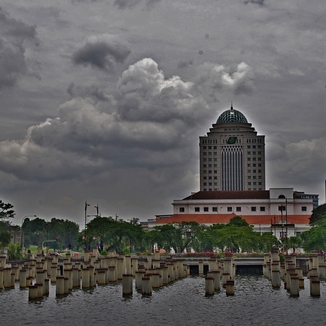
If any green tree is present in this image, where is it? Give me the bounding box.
[257,233,280,253]
[0,220,12,251]
[85,216,143,254]
[7,243,23,260]
[310,203,326,224]
[47,218,80,250]
[301,219,326,252]
[153,222,205,253]
[0,200,15,219]
[286,236,302,253]
[210,217,260,253]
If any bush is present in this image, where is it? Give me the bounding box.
[8,243,23,261]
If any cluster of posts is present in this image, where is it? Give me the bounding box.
[0,251,195,300]
[204,257,235,296]
[263,249,323,297]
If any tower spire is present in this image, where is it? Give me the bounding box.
[230,102,233,110]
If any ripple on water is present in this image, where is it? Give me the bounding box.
[1,275,326,326]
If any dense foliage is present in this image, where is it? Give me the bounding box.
[3,198,326,255]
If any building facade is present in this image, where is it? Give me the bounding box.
[199,105,265,191]
[156,188,312,240]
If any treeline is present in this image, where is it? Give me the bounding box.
[2,202,326,255]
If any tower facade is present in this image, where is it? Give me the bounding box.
[199,106,265,191]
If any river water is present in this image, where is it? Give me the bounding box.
[1,275,326,326]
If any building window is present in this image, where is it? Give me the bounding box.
[212,207,218,212]
[302,206,307,212]
[195,207,200,212]
[251,207,256,212]
[278,206,286,211]
[260,207,265,212]
[204,207,209,212]
[248,182,251,185]
[227,207,232,212]
[236,207,241,212]
[179,207,185,212]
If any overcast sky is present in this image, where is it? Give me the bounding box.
[0,0,325,227]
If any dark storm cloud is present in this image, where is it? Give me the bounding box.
[113,0,161,9]
[0,58,220,181]
[72,35,130,71]
[67,83,111,102]
[0,7,37,89]
[243,0,265,5]
[177,59,194,69]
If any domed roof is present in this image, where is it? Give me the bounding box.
[216,105,248,124]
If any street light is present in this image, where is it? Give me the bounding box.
[21,214,37,251]
[85,201,90,252]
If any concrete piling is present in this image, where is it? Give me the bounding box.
[122,274,133,296]
[205,277,215,296]
[225,280,235,296]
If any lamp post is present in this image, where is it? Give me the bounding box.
[21,214,37,251]
[85,201,90,252]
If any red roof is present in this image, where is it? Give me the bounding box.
[183,190,270,200]
[156,214,311,225]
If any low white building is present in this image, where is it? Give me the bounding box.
[156,188,314,240]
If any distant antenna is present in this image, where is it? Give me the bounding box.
[230,102,233,110]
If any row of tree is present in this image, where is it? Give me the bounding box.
[1,199,326,254]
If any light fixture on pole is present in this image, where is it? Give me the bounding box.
[85,201,90,252]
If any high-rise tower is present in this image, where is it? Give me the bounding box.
[199,105,265,191]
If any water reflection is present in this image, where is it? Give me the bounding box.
[1,275,326,325]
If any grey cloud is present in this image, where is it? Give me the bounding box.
[0,58,211,182]
[67,82,112,102]
[193,62,254,102]
[0,7,38,89]
[113,0,161,9]
[177,59,194,69]
[72,35,130,71]
[243,0,265,5]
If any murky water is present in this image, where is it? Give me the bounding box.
[1,275,326,326]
